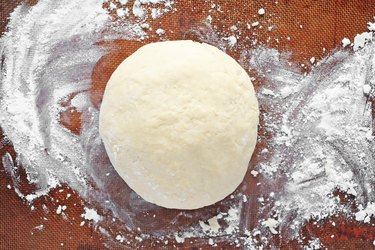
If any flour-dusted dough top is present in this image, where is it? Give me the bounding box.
[99,40,259,209]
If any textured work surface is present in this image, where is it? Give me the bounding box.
[1,0,375,249]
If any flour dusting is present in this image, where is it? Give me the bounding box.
[0,0,110,202]
[1,0,375,248]
[247,26,375,240]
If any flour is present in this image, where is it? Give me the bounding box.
[199,216,220,234]
[130,0,174,20]
[1,0,375,248]
[304,238,323,250]
[0,0,170,242]
[116,8,128,18]
[56,205,63,215]
[261,218,279,234]
[252,21,260,27]
[248,22,375,240]
[174,233,185,243]
[71,92,90,112]
[369,19,375,31]
[250,170,259,177]
[82,207,102,222]
[0,0,110,204]
[363,84,372,95]
[226,35,237,47]
[34,224,44,230]
[155,28,165,36]
[115,234,126,243]
[132,0,145,18]
[355,202,375,223]
[342,37,351,47]
[258,8,265,16]
[353,32,373,51]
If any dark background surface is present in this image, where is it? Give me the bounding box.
[1,0,375,249]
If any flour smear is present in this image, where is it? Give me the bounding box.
[248,28,375,239]
[1,0,375,248]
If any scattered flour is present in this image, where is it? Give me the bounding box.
[70,92,90,112]
[115,234,126,243]
[174,233,185,243]
[248,21,375,240]
[119,0,128,5]
[369,19,375,31]
[116,8,128,18]
[262,218,279,234]
[250,170,259,177]
[0,0,110,204]
[226,35,237,47]
[252,21,260,27]
[355,203,375,223]
[1,0,375,248]
[199,216,220,234]
[155,28,165,36]
[353,32,373,51]
[129,0,174,20]
[363,84,372,95]
[81,207,102,222]
[341,37,351,47]
[303,238,323,250]
[33,224,44,230]
[56,205,63,215]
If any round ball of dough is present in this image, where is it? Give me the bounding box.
[99,40,259,209]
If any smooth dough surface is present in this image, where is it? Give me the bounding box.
[99,40,259,209]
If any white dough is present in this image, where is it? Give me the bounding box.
[99,40,259,209]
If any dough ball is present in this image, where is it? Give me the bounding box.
[99,40,259,209]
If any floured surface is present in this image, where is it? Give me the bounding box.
[1,0,375,249]
[248,40,375,239]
